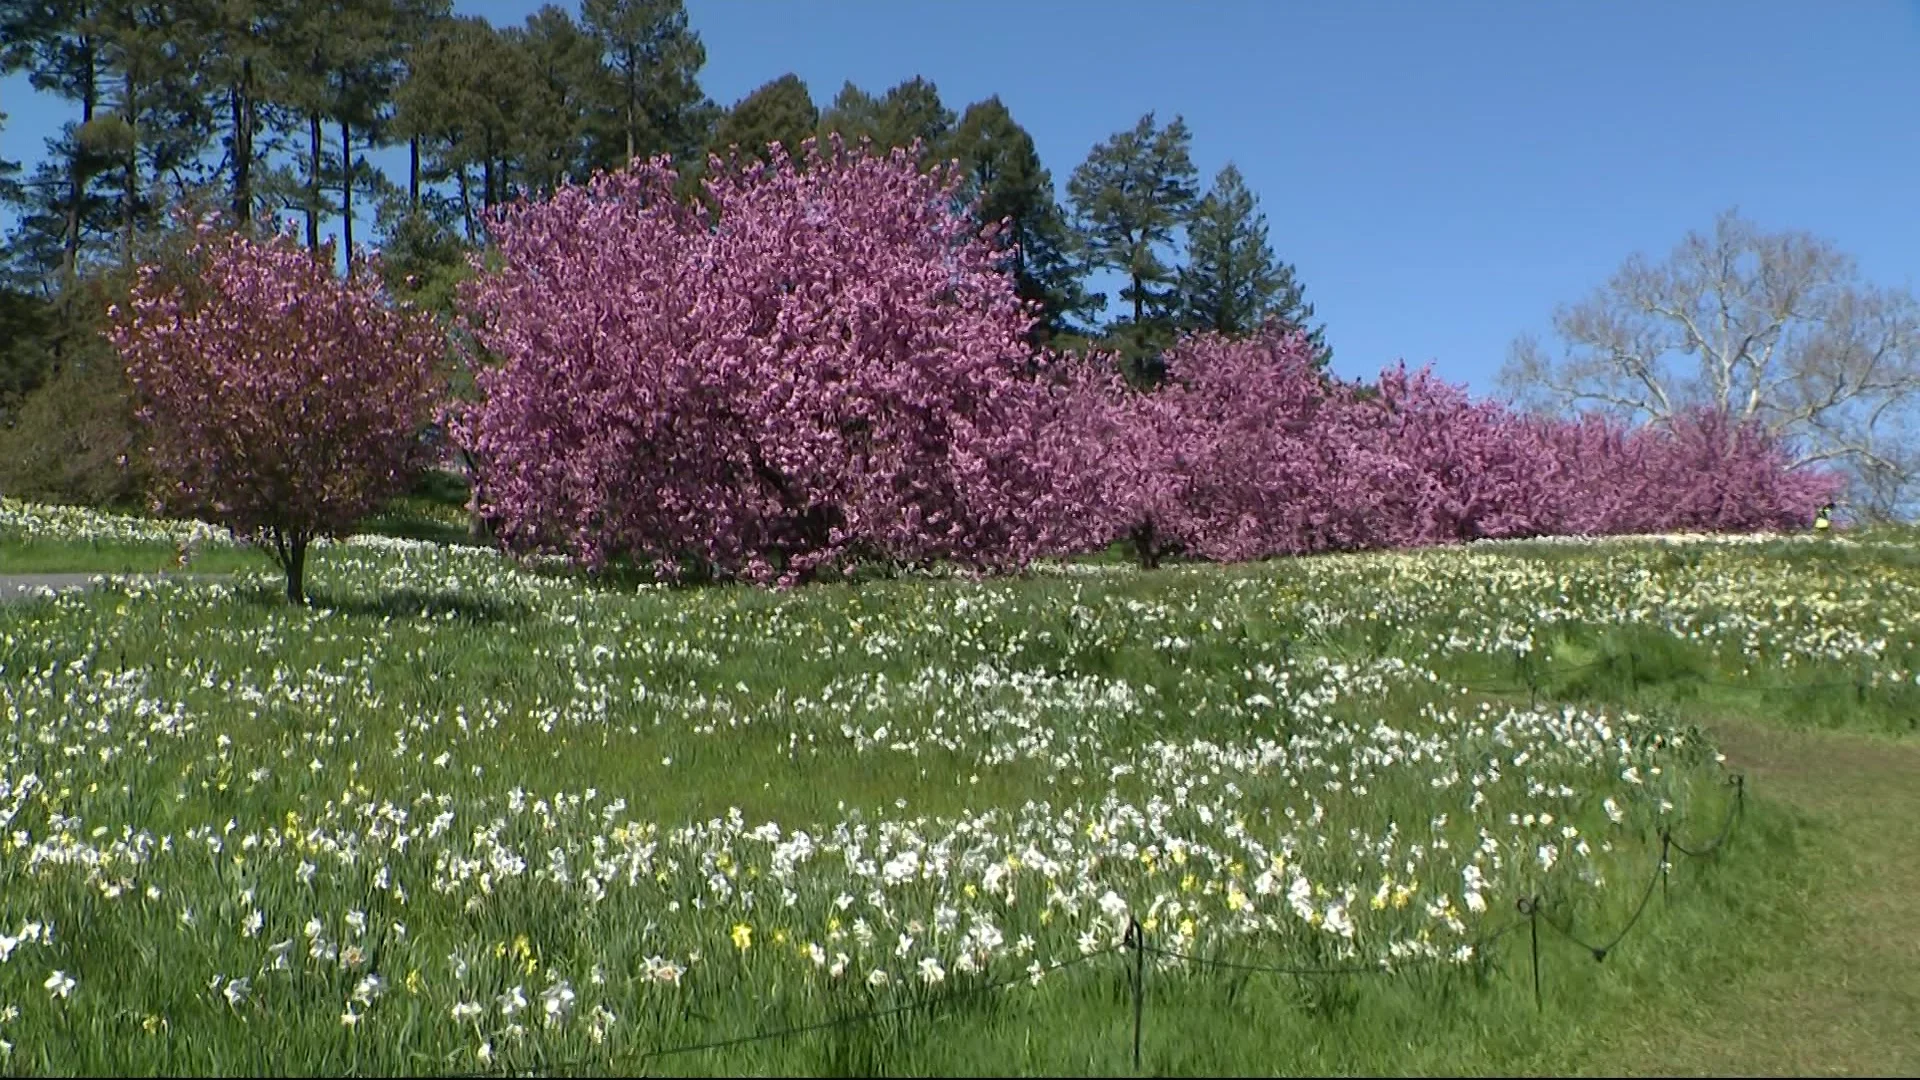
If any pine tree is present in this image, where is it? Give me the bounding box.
[711,74,818,167]
[874,77,953,168]
[1179,163,1326,362]
[1066,113,1198,378]
[581,0,712,169]
[514,4,599,196]
[171,0,280,225]
[393,16,531,240]
[0,0,111,292]
[817,81,882,146]
[946,96,1090,343]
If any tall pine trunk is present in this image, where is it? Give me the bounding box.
[306,112,323,251]
[64,44,97,298]
[340,118,353,274]
[457,167,473,241]
[624,47,637,163]
[54,35,98,372]
[409,135,420,207]
[229,57,254,222]
[122,68,138,270]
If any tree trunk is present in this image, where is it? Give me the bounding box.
[1131,521,1160,570]
[625,48,637,163]
[482,149,495,213]
[458,448,491,543]
[64,44,97,298]
[306,111,323,251]
[229,58,255,223]
[285,535,308,605]
[340,118,353,274]
[457,167,473,241]
[409,135,420,207]
[122,68,138,270]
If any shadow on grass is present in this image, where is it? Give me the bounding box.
[234,582,530,625]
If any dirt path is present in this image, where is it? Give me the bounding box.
[1602,719,1920,1076]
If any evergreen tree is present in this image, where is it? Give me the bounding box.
[946,96,1090,343]
[514,4,599,196]
[0,110,18,205]
[1,0,111,291]
[817,81,882,146]
[393,16,531,240]
[874,76,953,167]
[1066,113,1198,378]
[711,73,817,166]
[94,1,212,269]
[581,0,712,168]
[172,0,279,225]
[1179,163,1326,362]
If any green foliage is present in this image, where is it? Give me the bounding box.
[817,80,882,145]
[947,96,1093,343]
[1179,163,1327,363]
[580,0,713,168]
[513,3,603,193]
[712,73,818,166]
[819,76,954,170]
[0,343,147,508]
[1067,112,1199,378]
[0,285,56,421]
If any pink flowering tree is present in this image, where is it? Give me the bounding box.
[1532,408,1843,535]
[1352,364,1561,546]
[1081,325,1841,567]
[109,224,445,604]
[455,139,1096,583]
[1093,327,1389,566]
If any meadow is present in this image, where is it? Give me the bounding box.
[2,495,1917,1075]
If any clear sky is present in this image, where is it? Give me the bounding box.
[3,0,1918,394]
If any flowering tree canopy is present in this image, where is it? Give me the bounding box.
[109,225,444,604]
[456,139,1096,583]
[1083,326,1841,568]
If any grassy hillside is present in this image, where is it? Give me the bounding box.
[1,504,1915,1074]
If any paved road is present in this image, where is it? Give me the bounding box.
[0,573,230,605]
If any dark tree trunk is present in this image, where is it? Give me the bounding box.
[122,69,138,269]
[340,118,353,274]
[1131,520,1161,570]
[306,111,323,251]
[286,536,308,605]
[457,167,472,241]
[230,58,255,222]
[409,135,420,207]
[64,44,97,296]
[624,47,637,163]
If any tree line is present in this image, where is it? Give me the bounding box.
[0,0,1320,496]
[4,1,1912,518]
[112,146,1835,602]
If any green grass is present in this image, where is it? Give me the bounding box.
[0,537,269,575]
[0,518,1915,1074]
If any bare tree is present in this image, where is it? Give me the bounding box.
[1502,209,1920,519]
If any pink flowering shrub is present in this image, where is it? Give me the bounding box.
[109,225,444,604]
[455,141,1100,583]
[1086,327,1841,567]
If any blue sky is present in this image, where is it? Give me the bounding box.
[4,0,1918,394]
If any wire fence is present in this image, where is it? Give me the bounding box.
[426,772,1748,1078]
